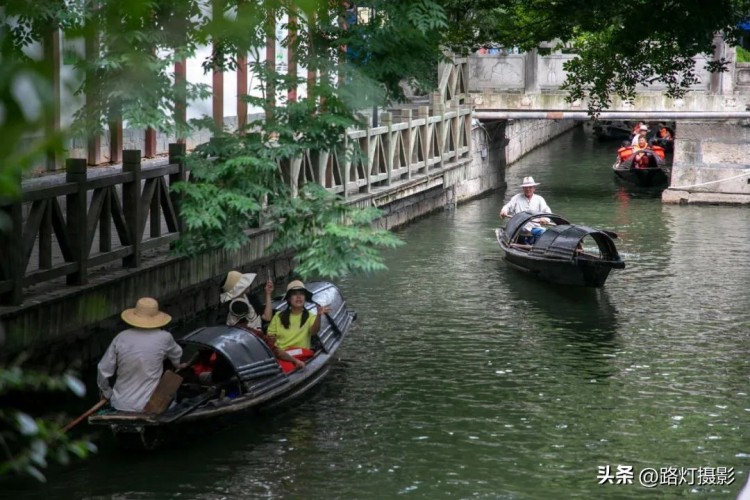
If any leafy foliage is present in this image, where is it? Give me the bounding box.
[0,366,97,482]
[438,0,750,112]
[265,183,403,279]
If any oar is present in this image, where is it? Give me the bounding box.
[62,398,108,433]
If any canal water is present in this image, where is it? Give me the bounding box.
[9,127,750,498]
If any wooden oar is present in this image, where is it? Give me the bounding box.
[62,398,108,433]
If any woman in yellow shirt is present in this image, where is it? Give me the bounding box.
[267,280,331,368]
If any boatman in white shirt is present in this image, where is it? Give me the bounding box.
[97,297,183,412]
[499,176,553,244]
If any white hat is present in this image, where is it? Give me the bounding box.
[220,271,258,303]
[520,176,540,187]
[283,280,313,302]
[639,125,649,131]
[121,297,172,329]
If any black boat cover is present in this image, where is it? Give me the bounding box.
[502,211,570,244]
[179,281,350,397]
[503,211,620,260]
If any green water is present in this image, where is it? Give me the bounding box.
[8,128,750,499]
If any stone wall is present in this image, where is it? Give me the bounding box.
[663,121,750,205]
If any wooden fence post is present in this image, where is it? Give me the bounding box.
[122,150,142,268]
[66,159,88,285]
[381,112,393,186]
[1,201,24,305]
[168,143,186,231]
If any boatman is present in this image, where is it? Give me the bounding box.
[499,176,552,243]
[97,297,183,412]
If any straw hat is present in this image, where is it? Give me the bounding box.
[121,297,172,329]
[220,271,257,303]
[520,176,540,187]
[639,124,649,132]
[283,280,313,302]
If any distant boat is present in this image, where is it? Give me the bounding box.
[495,211,625,287]
[612,146,671,187]
[89,281,356,450]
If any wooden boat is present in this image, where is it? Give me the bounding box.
[495,211,625,287]
[89,281,356,450]
[612,148,670,187]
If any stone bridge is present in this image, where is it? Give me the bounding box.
[465,44,750,205]
[468,41,750,115]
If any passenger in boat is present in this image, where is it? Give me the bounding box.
[499,176,552,244]
[182,348,218,384]
[221,270,304,371]
[220,270,273,329]
[97,297,183,412]
[631,124,649,146]
[632,137,652,169]
[657,123,673,140]
[267,280,332,371]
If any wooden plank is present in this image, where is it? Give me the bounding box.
[87,247,132,267]
[23,183,77,203]
[86,187,107,254]
[150,178,161,238]
[168,143,187,232]
[142,371,183,415]
[99,188,111,253]
[39,200,52,269]
[122,150,142,267]
[23,263,78,287]
[66,159,88,285]
[49,197,74,261]
[139,178,158,238]
[158,177,178,233]
[22,200,47,269]
[1,203,23,305]
[109,186,130,246]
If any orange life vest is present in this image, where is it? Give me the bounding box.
[651,145,666,160]
[618,146,634,161]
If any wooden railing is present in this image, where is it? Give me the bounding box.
[0,145,187,305]
[1,59,472,306]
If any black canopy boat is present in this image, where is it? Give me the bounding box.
[612,148,670,187]
[89,281,356,450]
[495,211,625,287]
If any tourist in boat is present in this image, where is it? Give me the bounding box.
[658,124,673,141]
[499,176,552,244]
[97,297,183,412]
[221,270,304,372]
[267,280,332,370]
[220,270,273,329]
[631,124,649,145]
[632,137,652,169]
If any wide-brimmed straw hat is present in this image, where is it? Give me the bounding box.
[220,271,258,303]
[520,176,540,187]
[121,297,172,329]
[283,280,313,302]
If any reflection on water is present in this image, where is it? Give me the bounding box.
[8,127,750,499]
